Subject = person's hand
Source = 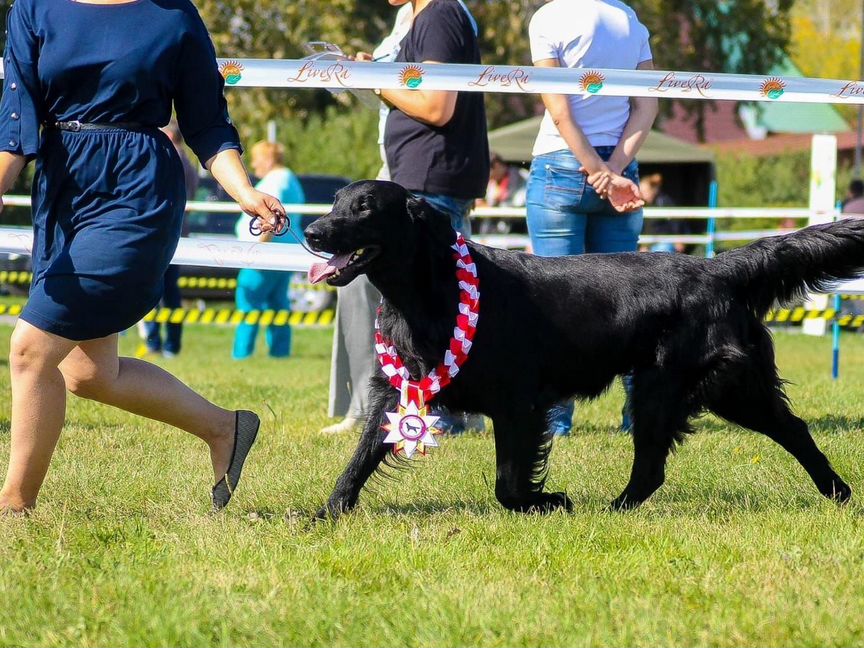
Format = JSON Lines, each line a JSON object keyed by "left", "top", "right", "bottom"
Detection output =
{"left": 604, "top": 175, "right": 645, "bottom": 213}
{"left": 239, "top": 188, "right": 287, "bottom": 234}
{"left": 580, "top": 166, "right": 613, "bottom": 196}
{"left": 354, "top": 52, "right": 373, "bottom": 62}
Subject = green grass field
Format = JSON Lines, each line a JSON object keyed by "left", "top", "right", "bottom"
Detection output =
{"left": 1, "top": 324, "right": 864, "bottom": 647}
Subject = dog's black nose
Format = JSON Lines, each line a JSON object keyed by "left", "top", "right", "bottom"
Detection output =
{"left": 303, "top": 221, "right": 324, "bottom": 249}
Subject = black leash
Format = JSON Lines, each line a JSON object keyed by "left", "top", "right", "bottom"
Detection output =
{"left": 248, "top": 215, "right": 330, "bottom": 260}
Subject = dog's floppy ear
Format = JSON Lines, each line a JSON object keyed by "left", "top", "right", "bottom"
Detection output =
{"left": 405, "top": 195, "right": 456, "bottom": 248}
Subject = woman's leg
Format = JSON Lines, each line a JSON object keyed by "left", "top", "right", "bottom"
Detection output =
{"left": 264, "top": 271, "right": 292, "bottom": 358}
{"left": 0, "top": 320, "right": 78, "bottom": 511}
{"left": 58, "top": 335, "right": 235, "bottom": 482}
{"left": 233, "top": 269, "right": 263, "bottom": 360}
{"left": 526, "top": 153, "right": 587, "bottom": 435}
{"left": 584, "top": 159, "right": 644, "bottom": 432}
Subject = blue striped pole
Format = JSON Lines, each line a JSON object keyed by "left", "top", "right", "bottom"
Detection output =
{"left": 832, "top": 293, "right": 841, "bottom": 380}
{"left": 706, "top": 180, "right": 718, "bottom": 259}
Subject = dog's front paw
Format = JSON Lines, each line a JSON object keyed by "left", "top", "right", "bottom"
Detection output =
{"left": 537, "top": 491, "right": 574, "bottom": 513}
{"left": 501, "top": 491, "right": 573, "bottom": 514}
{"left": 609, "top": 492, "right": 645, "bottom": 511}
{"left": 823, "top": 478, "right": 852, "bottom": 504}
{"left": 311, "top": 496, "right": 355, "bottom": 523}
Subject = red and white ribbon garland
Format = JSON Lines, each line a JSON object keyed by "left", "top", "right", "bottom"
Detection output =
{"left": 374, "top": 232, "right": 480, "bottom": 405}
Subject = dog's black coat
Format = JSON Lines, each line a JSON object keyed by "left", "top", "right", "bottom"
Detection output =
{"left": 305, "top": 180, "right": 864, "bottom": 518}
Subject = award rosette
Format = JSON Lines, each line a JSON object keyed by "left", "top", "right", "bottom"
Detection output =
{"left": 382, "top": 385, "right": 441, "bottom": 458}
{"left": 375, "top": 232, "right": 479, "bottom": 459}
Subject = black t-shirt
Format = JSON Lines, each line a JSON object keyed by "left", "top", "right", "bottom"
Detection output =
{"left": 384, "top": 0, "right": 489, "bottom": 199}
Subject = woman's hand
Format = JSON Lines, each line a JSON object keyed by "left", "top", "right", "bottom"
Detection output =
{"left": 604, "top": 176, "right": 645, "bottom": 213}
{"left": 581, "top": 166, "right": 613, "bottom": 196}
{"left": 238, "top": 187, "right": 287, "bottom": 234}
{"left": 579, "top": 164, "right": 644, "bottom": 213}
{"left": 354, "top": 52, "right": 373, "bottom": 62}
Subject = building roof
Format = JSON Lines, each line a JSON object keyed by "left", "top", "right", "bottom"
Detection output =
{"left": 752, "top": 57, "right": 850, "bottom": 134}
{"left": 659, "top": 56, "right": 850, "bottom": 144}
{"left": 708, "top": 130, "right": 862, "bottom": 158}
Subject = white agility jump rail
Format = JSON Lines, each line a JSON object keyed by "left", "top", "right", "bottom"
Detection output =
{"left": 0, "top": 196, "right": 842, "bottom": 271}
{"left": 2, "top": 57, "right": 864, "bottom": 104}
{"left": 213, "top": 59, "right": 864, "bottom": 105}
{"left": 0, "top": 227, "right": 319, "bottom": 273}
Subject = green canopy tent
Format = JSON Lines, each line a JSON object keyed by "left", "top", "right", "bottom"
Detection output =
{"left": 488, "top": 117, "right": 716, "bottom": 205}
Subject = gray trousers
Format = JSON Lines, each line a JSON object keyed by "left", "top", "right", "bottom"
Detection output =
{"left": 327, "top": 274, "right": 380, "bottom": 418}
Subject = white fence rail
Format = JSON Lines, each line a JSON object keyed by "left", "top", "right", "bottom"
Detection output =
{"left": 1, "top": 198, "right": 862, "bottom": 295}
{"left": 0, "top": 195, "right": 837, "bottom": 258}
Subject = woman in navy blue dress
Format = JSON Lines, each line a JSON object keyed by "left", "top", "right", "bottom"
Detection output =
{"left": 0, "top": 0, "right": 285, "bottom": 513}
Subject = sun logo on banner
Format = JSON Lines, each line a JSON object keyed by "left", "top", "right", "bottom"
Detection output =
{"left": 580, "top": 70, "right": 605, "bottom": 94}
{"left": 760, "top": 77, "right": 786, "bottom": 99}
{"left": 399, "top": 65, "right": 425, "bottom": 89}
{"left": 219, "top": 61, "right": 244, "bottom": 85}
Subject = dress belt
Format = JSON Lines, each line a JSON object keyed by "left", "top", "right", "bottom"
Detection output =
{"left": 49, "top": 120, "right": 147, "bottom": 132}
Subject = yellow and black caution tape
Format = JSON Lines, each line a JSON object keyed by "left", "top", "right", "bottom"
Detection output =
{"left": 0, "top": 271, "right": 336, "bottom": 294}
{"left": 0, "top": 303, "right": 24, "bottom": 317}
{"left": 0, "top": 271, "right": 32, "bottom": 286}
{"left": 141, "top": 307, "right": 335, "bottom": 327}
{"left": 178, "top": 276, "right": 237, "bottom": 290}
{"left": 765, "top": 307, "right": 838, "bottom": 323}
{"left": 0, "top": 300, "right": 861, "bottom": 331}
{"left": 0, "top": 303, "right": 333, "bottom": 327}
{"left": 766, "top": 307, "right": 864, "bottom": 330}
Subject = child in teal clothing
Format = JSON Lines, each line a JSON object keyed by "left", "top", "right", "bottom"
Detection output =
{"left": 234, "top": 141, "right": 305, "bottom": 359}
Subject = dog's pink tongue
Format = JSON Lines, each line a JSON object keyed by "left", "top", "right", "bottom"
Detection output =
{"left": 309, "top": 252, "right": 353, "bottom": 284}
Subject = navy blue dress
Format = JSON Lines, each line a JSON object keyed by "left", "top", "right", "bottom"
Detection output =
{"left": 0, "top": 0, "right": 241, "bottom": 340}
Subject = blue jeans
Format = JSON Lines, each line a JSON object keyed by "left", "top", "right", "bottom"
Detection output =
{"left": 527, "top": 148, "right": 642, "bottom": 436}
{"left": 233, "top": 269, "right": 292, "bottom": 359}
{"left": 144, "top": 265, "right": 183, "bottom": 354}
{"left": 411, "top": 191, "right": 474, "bottom": 237}
{"left": 410, "top": 191, "right": 483, "bottom": 434}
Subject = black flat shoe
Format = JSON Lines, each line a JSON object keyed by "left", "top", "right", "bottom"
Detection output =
{"left": 211, "top": 410, "right": 260, "bottom": 511}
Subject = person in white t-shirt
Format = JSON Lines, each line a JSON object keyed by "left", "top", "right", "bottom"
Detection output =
{"left": 526, "top": 0, "right": 658, "bottom": 436}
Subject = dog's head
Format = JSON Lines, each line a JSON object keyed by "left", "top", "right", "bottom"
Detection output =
{"left": 304, "top": 180, "right": 455, "bottom": 287}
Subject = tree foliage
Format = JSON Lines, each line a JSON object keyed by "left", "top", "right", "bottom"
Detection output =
{"left": 788, "top": 0, "right": 862, "bottom": 124}
{"left": 198, "top": 0, "right": 796, "bottom": 140}
{"left": 471, "top": 1, "right": 795, "bottom": 135}
{"left": 0, "top": 0, "right": 799, "bottom": 173}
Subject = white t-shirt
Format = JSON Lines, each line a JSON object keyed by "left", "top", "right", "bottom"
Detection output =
{"left": 529, "top": 0, "right": 652, "bottom": 155}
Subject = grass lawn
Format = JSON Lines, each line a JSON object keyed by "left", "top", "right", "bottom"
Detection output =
{"left": 1, "top": 323, "right": 863, "bottom": 647}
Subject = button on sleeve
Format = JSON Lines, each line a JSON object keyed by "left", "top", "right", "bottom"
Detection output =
{"left": 173, "top": 9, "right": 242, "bottom": 168}
{"left": 0, "top": 1, "right": 43, "bottom": 159}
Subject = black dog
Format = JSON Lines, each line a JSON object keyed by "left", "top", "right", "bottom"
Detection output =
{"left": 305, "top": 180, "right": 864, "bottom": 519}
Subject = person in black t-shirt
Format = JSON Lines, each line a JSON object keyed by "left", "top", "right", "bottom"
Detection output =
{"left": 376, "top": 0, "right": 489, "bottom": 236}
{"left": 374, "top": 0, "right": 488, "bottom": 435}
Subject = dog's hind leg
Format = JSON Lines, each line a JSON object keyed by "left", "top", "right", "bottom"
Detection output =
{"left": 611, "top": 369, "right": 692, "bottom": 511}
{"left": 491, "top": 411, "right": 573, "bottom": 513}
{"left": 315, "top": 382, "right": 399, "bottom": 521}
{"left": 707, "top": 360, "right": 851, "bottom": 503}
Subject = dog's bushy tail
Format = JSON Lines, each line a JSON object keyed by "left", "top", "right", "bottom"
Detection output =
{"left": 711, "top": 218, "right": 864, "bottom": 315}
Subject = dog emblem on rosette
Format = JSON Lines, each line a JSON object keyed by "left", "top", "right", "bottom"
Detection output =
{"left": 382, "top": 401, "right": 440, "bottom": 458}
